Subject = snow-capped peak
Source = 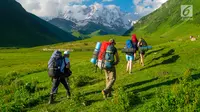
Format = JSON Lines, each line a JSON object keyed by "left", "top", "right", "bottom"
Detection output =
{"left": 59, "top": 3, "right": 134, "bottom": 29}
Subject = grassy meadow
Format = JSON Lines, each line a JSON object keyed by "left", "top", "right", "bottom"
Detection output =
{"left": 0, "top": 35, "right": 200, "bottom": 112}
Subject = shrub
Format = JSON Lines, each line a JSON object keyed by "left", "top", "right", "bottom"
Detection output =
{"left": 71, "top": 75, "right": 94, "bottom": 88}
{"left": 141, "top": 69, "right": 200, "bottom": 112}
{"left": 112, "top": 87, "right": 141, "bottom": 111}
{"left": 25, "top": 80, "right": 38, "bottom": 93}
{"left": 4, "top": 71, "right": 20, "bottom": 85}
{"left": 72, "top": 92, "right": 87, "bottom": 106}
{"left": 11, "top": 79, "right": 25, "bottom": 89}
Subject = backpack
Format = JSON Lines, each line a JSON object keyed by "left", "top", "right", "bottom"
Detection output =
{"left": 98, "top": 42, "right": 111, "bottom": 60}
{"left": 141, "top": 38, "right": 147, "bottom": 46}
{"left": 91, "top": 42, "right": 101, "bottom": 64}
{"left": 97, "top": 42, "right": 111, "bottom": 69}
{"left": 132, "top": 34, "right": 138, "bottom": 43}
{"left": 126, "top": 40, "right": 134, "bottom": 48}
{"left": 104, "top": 45, "right": 115, "bottom": 69}
{"left": 48, "top": 50, "right": 63, "bottom": 77}
{"left": 122, "top": 40, "right": 135, "bottom": 54}
{"left": 132, "top": 34, "right": 138, "bottom": 50}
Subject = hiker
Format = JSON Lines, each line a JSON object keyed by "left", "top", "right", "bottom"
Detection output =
{"left": 132, "top": 34, "right": 138, "bottom": 59}
{"left": 102, "top": 39, "right": 120, "bottom": 98}
{"left": 125, "top": 40, "right": 135, "bottom": 74}
{"left": 138, "top": 38, "right": 147, "bottom": 66}
{"left": 48, "top": 50, "right": 71, "bottom": 104}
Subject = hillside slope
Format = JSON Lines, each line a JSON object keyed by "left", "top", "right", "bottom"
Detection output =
{"left": 125, "top": 0, "right": 200, "bottom": 45}
{"left": 0, "top": 35, "right": 200, "bottom": 111}
{"left": 0, "top": 0, "right": 77, "bottom": 47}
{"left": 48, "top": 18, "right": 76, "bottom": 33}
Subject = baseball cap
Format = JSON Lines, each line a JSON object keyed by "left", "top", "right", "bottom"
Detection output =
{"left": 109, "top": 39, "right": 116, "bottom": 44}
{"left": 64, "top": 50, "right": 70, "bottom": 55}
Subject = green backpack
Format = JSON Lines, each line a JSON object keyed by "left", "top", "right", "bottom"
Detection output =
{"left": 104, "top": 45, "right": 115, "bottom": 69}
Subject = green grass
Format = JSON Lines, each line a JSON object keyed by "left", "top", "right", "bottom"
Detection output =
{"left": 1, "top": 35, "right": 200, "bottom": 111}
{"left": 1, "top": 0, "right": 200, "bottom": 111}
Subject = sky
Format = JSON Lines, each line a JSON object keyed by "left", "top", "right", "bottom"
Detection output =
{"left": 16, "top": 0, "right": 168, "bottom": 20}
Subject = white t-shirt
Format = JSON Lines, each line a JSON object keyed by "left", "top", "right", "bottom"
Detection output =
{"left": 60, "top": 57, "right": 70, "bottom": 73}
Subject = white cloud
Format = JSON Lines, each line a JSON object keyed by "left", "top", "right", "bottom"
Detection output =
{"left": 133, "top": 0, "right": 168, "bottom": 16}
{"left": 16, "top": 0, "right": 85, "bottom": 17}
{"left": 102, "top": 0, "right": 113, "bottom": 2}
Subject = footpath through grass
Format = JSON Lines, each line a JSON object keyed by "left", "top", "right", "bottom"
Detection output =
{"left": 0, "top": 37, "right": 200, "bottom": 111}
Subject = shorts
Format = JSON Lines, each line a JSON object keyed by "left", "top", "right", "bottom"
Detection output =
{"left": 126, "top": 55, "right": 134, "bottom": 61}
{"left": 139, "top": 50, "right": 145, "bottom": 55}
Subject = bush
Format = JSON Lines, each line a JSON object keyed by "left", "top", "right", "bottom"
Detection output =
{"left": 72, "top": 92, "right": 87, "bottom": 106}
{"left": 99, "top": 87, "right": 141, "bottom": 112}
{"left": 141, "top": 69, "right": 200, "bottom": 112}
{"left": 4, "top": 71, "right": 20, "bottom": 85}
{"left": 25, "top": 80, "right": 38, "bottom": 93}
{"left": 11, "top": 79, "right": 25, "bottom": 89}
{"left": 71, "top": 75, "right": 94, "bottom": 88}
{"left": 112, "top": 87, "right": 141, "bottom": 111}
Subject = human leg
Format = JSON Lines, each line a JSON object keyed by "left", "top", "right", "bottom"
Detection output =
{"left": 60, "top": 77, "right": 71, "bottom": 97}
{"left": 104, "top": 67, "right": 116, "bottom": 95}
{"left": 49, "top": 77, "right": 60, "bottom": 104}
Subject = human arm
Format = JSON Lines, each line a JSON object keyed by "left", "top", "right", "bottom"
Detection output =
{"left": 66, "top": 62, "right": 70, "bottom": 69}
{"left": 114, "top": 51, "right": 120, "bottom": 65}
{"left": 64, "top": 58, "right": 70, "bottom": 69}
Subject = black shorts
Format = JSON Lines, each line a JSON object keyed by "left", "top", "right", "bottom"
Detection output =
{"left": 139, "top": 50, "right": 145, "bottom": 55}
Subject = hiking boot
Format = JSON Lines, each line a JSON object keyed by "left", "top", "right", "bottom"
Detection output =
{"left": 102, "top": 90, "right": 107, "bottom": 99}
{"left": 48, "top": 94, "right": 54, "bottom": 104}
{"left": 107, "top": 92, "right": 112, "bottom": 97}
{"left": 66, "top": 91, "right": 71, "bottom": 99}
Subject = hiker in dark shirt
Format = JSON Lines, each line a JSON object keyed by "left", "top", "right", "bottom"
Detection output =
{"left": 138, "top": 38, "right": 147, "bottom": 66}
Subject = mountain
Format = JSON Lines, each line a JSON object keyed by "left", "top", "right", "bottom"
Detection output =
{"left": 124, "top": 0, "right": 200, "bottom": 44}
{"left": 48, "top": 3, "right": 134, "bottom": 35}
{"left": 0, "top": 0, "right": 77, "bottom": 47}
{"left": 89, "top": 30, "right": 108, "bottom": 37}
{"left": 49, "top": 18, "right": 76, "bottom": 33}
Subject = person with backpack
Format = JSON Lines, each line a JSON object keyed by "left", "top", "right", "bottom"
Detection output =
{"left": 47, "top": 50, "right": 71, "bottom": 104}
{"left": 132, "top": 34, "right": 138, "bottom": 59}
{"left": 125, "top": 40, "right": 135, "bottom": 74}
{"left": 102, "top": 39, "right": 119, "bottom": 98}
{"left": 138, "top": 38, "right": 147, "bottom": 66}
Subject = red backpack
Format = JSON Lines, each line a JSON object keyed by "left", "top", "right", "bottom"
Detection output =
{"left": 98, "top": 41, "right": 111, "bottom": 60}
{"left": 132, "top": 34, "right": 138, "bottom": 43}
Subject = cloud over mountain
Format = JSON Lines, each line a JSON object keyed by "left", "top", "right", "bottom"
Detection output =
{"left": 133, "top": 0, "right": 168, "bottom": 16}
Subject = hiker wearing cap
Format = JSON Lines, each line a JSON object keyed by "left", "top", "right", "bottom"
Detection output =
{"left": 62, "top": 50, "right": 71, "bottom": 96}
{"left": 48, "top": 50, "right": 71, "bottom": 104}
{"left": 102, "top": 39, "right": 120, "bottom": 98}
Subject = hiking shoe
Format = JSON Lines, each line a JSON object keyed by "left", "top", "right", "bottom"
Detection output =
{"left": 48, "top": 94, "right": 54, "bottom": 104}
{"left": 66, "top": 92, "right": 71, "bottom": 99}
{"left": 107, "top": 92, "right": 112, "bottom": 97}
{"left": 102, "top": 90, "right": 107, "bottom": 99}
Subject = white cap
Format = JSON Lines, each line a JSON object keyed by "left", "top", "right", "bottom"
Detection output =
{"left": 64, "top": 50, "right": 70, "bottom": 55}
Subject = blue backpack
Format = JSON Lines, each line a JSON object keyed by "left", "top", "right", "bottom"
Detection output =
{"left": 48, "top": 50, "right": 63, "bottom": 77}
{"left": 126, "top": 40, "right": 134, "bottom": 48}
